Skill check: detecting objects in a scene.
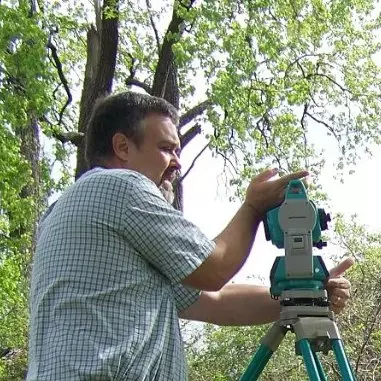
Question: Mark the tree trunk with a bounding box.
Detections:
[75,0,119,179]
[18,117,41,246]
[75,0,208,212]
[150,2,197,210]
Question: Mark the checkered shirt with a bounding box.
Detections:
[27,167,215,380]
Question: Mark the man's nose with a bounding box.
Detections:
[172,153,181,171]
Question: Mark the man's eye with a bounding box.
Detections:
[160,147,181,157]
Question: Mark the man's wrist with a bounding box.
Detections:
[242,201,265,222]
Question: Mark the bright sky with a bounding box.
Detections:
[181,131,380,285]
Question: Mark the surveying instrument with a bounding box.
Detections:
[240,180,355,381]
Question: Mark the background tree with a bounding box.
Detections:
[1,0,381,379]
[333,215,381,380]
[0,2,57,378]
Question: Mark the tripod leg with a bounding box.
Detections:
[331,339,356,381]
[298,339,325,381]
[240,322,285,381]
[312,351,327,381]
[240,344,273,381]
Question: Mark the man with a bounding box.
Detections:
[27,91,352,380]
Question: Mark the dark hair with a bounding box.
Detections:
[85,91,179,167]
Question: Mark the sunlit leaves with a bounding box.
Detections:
[331,215,381,378]
[0,252,29,381]
[0,3,62,379]
[170,0,381,190]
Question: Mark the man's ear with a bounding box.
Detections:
[112,133,130,162]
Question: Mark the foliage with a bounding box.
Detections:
[0,253,29,381]
[37,0,381,188]
[332,215,381,379]
[187,323,310,381]
[154,0,381,188]
[0,1,72,378]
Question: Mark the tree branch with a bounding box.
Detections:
[145,0,161,53]
[94,0,102,33]
[36,0,44,12]
[47,33,73,126]
[51,131,84,146]
[29,0,37,15]
[151,0,197,106]
[125,77,152,94]
[216,149,240,176]
[310,72,355,95]
[355,298,381,373]
[256,115,271,149]
[284,53,322,78]
[180,122,202,149]
[179,99,213,129]
[305,111,339,140]
[41,116,84,146]
[179,142,209,182]
[300,103,308,130]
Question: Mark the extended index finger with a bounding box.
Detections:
[279,170,309,186]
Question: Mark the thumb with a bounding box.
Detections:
[252,168,278,184]
[329,257,355,278]
[160,180,173,192]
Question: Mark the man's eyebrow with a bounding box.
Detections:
[159,139,181,149]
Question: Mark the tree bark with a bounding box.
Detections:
[7,3,42,251]
[75,0,119,179]
[13,117,41,250]
[150,1,197,210]
[75,0,210,211]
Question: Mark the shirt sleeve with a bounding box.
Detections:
[173,284,201,312]
[121,174,215,285]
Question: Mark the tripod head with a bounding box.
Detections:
[263,180,331,299]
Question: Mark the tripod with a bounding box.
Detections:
[240,180,355,380]
[239,269,355,380]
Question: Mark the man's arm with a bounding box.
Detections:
[182,203,262,292]
[182,169,309,292]
[179,283,280,325]
[180,258,353,325]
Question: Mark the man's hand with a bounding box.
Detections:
[159,180,175,204]
[326,257,354,314]
[245,168,309,217]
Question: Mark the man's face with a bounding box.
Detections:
[125,113,181,196]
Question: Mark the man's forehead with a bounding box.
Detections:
[144,114,180,144]
[159,127,180,146]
